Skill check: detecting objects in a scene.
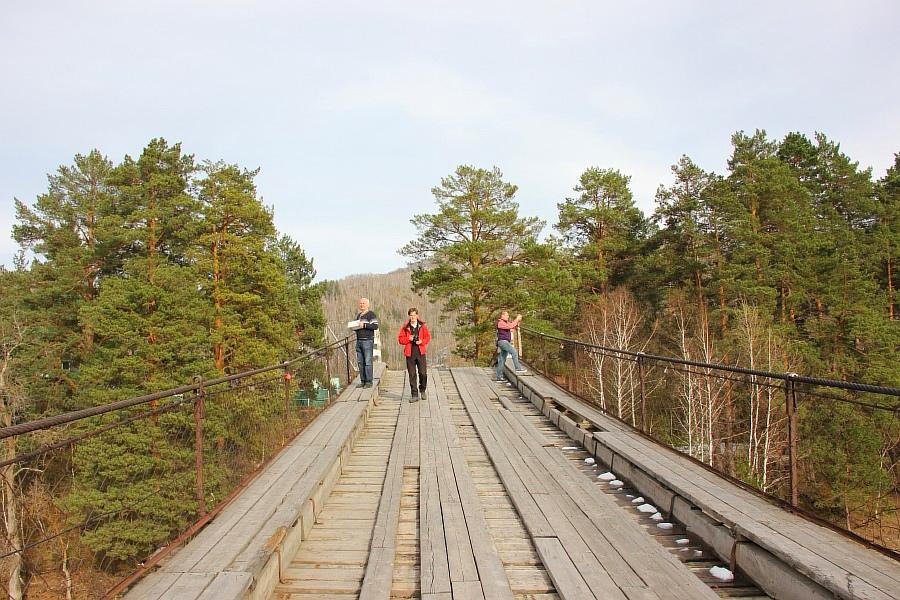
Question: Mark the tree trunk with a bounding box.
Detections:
[1,326,24,599]
[888,255,895,320]
[779,282,787,323]
[719,284,728,332]
[213,236,225,372]
[63,541,73,600]
[1,406,23,600]
[81,205,97,352]
[473,299,483,363]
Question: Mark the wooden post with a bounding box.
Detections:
[785,373,799,507]
[193,376,206,517]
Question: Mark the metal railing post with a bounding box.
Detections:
[573,342,581,396]
[324,348,332,402]
[193,376,206,517]
[345,337,352,385]
[637,353,647,432]
[541,334,548,375]
[282,362,292,426]
[785,373,799,507]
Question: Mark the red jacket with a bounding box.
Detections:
[398,320,431,357]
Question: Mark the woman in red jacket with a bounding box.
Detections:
[398,308,431,402]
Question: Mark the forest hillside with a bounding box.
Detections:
[321,268,464,369]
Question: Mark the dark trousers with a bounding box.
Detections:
[356,338,374,384]
[406,349,427,395]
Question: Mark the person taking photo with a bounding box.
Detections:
[398,308,431,401]
[496,309,528,382]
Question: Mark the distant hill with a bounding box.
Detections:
[322,268,465,369]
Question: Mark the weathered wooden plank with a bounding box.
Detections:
[631,433,900,591]
[434,376,516,600]
[125,572,179,600]
[450,369,556,539]
[211,401,368,572]
[428,386,479,584]
[473,369,716,600]
[531,493,631,600]
[405,398,420,467]
[359,394,410,600]
[598,431,900,600]
[447,445,517,600]
[163,401,353,572]
[196,572,252,599]
[451,580,486,600]
[507,367,900,600]
[492,404,659,587]
[502,405,717,599]
[490,397,662,594]
[166,573,216,597]
[533,537,596,600]
[419,389,452,595]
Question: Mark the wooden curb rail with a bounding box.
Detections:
[123,364,387,600]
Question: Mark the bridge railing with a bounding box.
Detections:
[0,336,353,599]
[521,328,900,552]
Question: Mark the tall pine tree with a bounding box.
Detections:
[401,165,543,362]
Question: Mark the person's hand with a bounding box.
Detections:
[516,314,523,320]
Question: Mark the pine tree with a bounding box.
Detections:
[66,141,211,564]
[874,153,900,322]
[400,165,543,362]
[555,167,648,309]
[652,156,724,335]
[110,138,199,270]
[12,150,120,405]
[271,234,326,349]
[778,132,881,379]
[195,161,292,371]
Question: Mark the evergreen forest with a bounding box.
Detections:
[1,129,898,597]
[1,139,326,596]
[402,130,899,547]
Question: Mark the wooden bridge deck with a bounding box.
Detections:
[127,365,899,600]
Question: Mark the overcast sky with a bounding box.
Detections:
[2,1,898,281]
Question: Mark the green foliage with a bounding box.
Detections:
[63,413,197,564]
[874,154,900,324]
[272,234,326,349]
[12,150,120,406]
[556,167,649,299]
[195,161,292,371]
[800,401,894,519]
[401,132,893,535]
[400,165,544,362]
[11,139,325,566]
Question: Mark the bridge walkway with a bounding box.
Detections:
[128,365,897,600]
[270,368,730,600]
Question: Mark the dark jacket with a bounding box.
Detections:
[356,310,379,340]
